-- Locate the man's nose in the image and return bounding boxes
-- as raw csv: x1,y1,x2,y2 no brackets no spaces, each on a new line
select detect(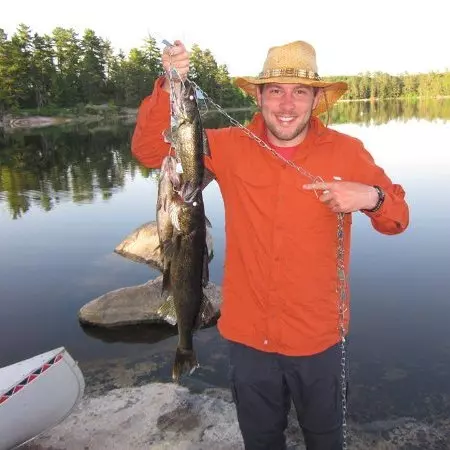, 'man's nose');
280,93,295,109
